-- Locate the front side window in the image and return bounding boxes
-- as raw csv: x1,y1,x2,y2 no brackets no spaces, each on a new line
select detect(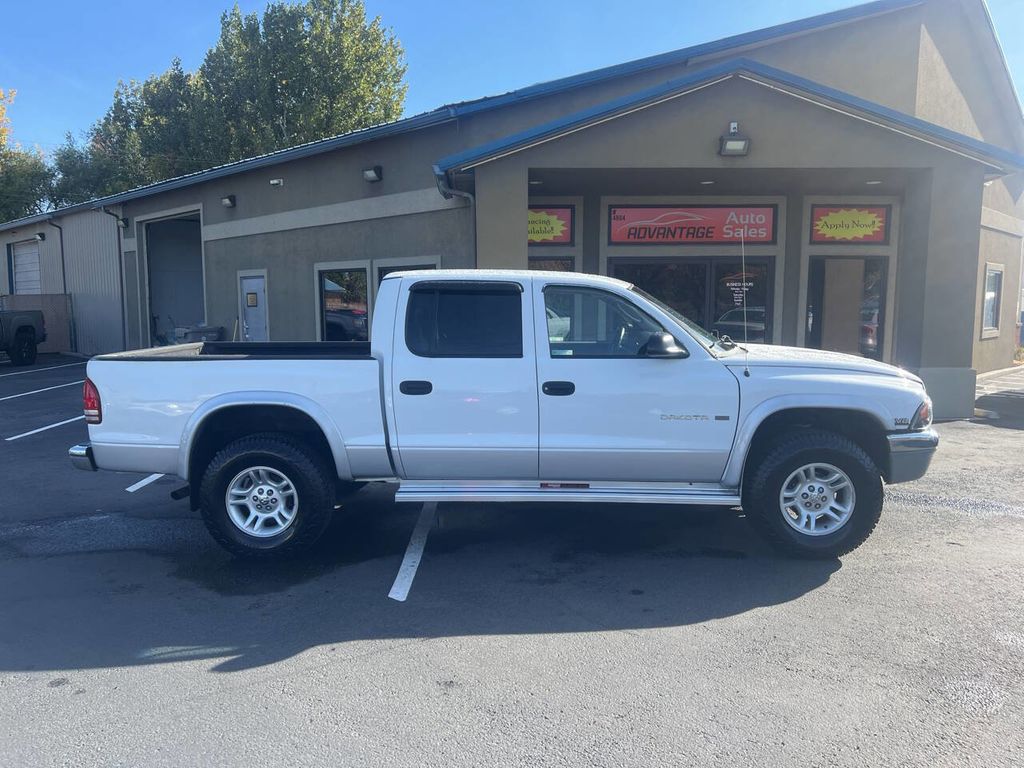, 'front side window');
406,282,523,357
319,268,369,341
983,264,1003,334
544,286,669,358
